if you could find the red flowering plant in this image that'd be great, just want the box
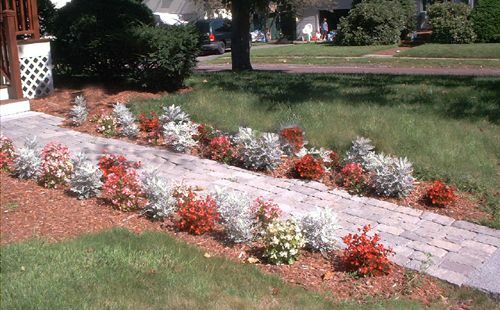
[193,123,216,147]
[102,168,145,211]
[280,126,305,154]
[138,112,161,144]
[341,225,394,277]
[0,135,16,172]
[208,135,235,164]
[339,162,367,195]
[295,154,325,180]
[176,189,219,235]
[324,151,341,171]
[252,197,281,228]
[39,142,74,188]
[426,180,457,207]
[98,154,141,180]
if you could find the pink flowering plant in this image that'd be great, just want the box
[253,197,282,228]
[0,135,16,172]
[102,168,145,211]
[39,142,74,188]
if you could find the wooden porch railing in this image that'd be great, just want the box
[1,0,40,39]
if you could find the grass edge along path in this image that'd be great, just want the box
[2,229,499,309]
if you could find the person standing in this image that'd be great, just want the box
[321,18,329,40]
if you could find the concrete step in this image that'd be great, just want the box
[0,85,9,101]
[0,98,30,116]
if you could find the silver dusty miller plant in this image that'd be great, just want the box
[212,187,256,244]
[160,104,190,124]
[140,170,177,220]
[13,136,41,180]
[70,153,103,199]
[162,121,198,153]
[300,208,341,253]
[346,136,375,167]
[112,102,139,138]
[364,152,415,197]
[69,95,88,126]
[235,127,283,171]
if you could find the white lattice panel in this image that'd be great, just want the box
[18,41,54,99]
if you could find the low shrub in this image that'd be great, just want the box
[235,127,283,171]
[13,137,41,180]
[102,168,144,211]
[340,163,367,194]
[69,95,88,126]
[113,103,139,138]
[300,208,341,252]
[141,170,177,220]
[342,225,394,277]
[346,136,375,168]
[213,188,255,243]
[280,126,305,154]
[163,121,198,153]
[427,2,476,44]
[365,153,414,197]
[138,112,161,144]
[336,0,406,45]
[426,180,457,207]
[0,135,16,172]
[253,198,281,228]
[176,190,219,235]
[295,154,325,180]
[70,153,103,199]
[208,136,235,164]
[471,0,500,42]
[160,104,190,124]
[263,219,305,265]
[98,154,141,179]
[39,142,74,188]
[94,114,118,138]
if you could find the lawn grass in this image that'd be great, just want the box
[129,73,500,227]
[250,43,394,57]
[2,229,497,309]
[396,43,500,59]
[211,55,500,68]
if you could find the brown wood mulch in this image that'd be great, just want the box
[1,171,456,306]
[29,84,492,225]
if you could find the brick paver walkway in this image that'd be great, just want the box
[2,111,499,296]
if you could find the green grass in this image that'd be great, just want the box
[250,43,394,57]
[396,43,500,59]
[2,230,498,309]
[211,55,500,68]
[129,73,500,227]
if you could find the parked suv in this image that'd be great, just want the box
[195,18,232,54]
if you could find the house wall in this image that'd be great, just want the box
[296,0,352,39]
[142,0,202,20]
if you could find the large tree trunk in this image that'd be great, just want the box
[231,0,252,71]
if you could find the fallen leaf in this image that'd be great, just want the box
[203,252,212,258]
[322,271,333,281]
[247,257,260,264]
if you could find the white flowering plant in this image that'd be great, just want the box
[141,170,177,220]
[94,114,118,137]
[263,219,305,265]
[70,153,103,199]
[300,208,341,252]
[13,136,41,180]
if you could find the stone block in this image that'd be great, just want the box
[429,239,462,252]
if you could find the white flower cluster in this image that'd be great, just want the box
[263,219,305,265]
[364,153,414,197]
[113,102,139,138]
[235,127,283,171]
[13,136,41,180]
[346,136,375,167]
[70,153,103,199]
[300,208,341,252]
[141,170,177,220]
[161,104,197,153]
[69,95,88,126]
[212,188,256,243]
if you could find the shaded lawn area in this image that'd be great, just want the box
[211,55,500,68]
[130,73,500,227]
[396,43,500,59]
[2,229,497,309]
[250,44,394,57]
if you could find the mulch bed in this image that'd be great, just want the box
[1,171,449,305]
[29,84,492,225]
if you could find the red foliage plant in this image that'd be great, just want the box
[295,154,325,180]
[426,180,457,207]
[176,190,219,235]
[339,162,366,194]
[98,154,141,179]
[342,225,394,277]
[208,135,234,163]
[280,126,305,152]
[0,135,16,172]
[253,197,281,227]
[138,112,161,144]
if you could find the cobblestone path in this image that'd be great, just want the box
[2,111,499,296]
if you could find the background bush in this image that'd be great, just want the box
[470,0,500,43]
[427,2,476,44]
[336,0,406,45]
[52,0,154,77]
[38,0,57,35]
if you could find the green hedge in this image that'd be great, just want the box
[427,2,476,44]
[471,0,500,43]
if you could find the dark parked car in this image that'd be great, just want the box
[195,18,232,54]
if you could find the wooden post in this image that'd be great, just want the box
[29,0,40,39]
[3,10,23,99]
